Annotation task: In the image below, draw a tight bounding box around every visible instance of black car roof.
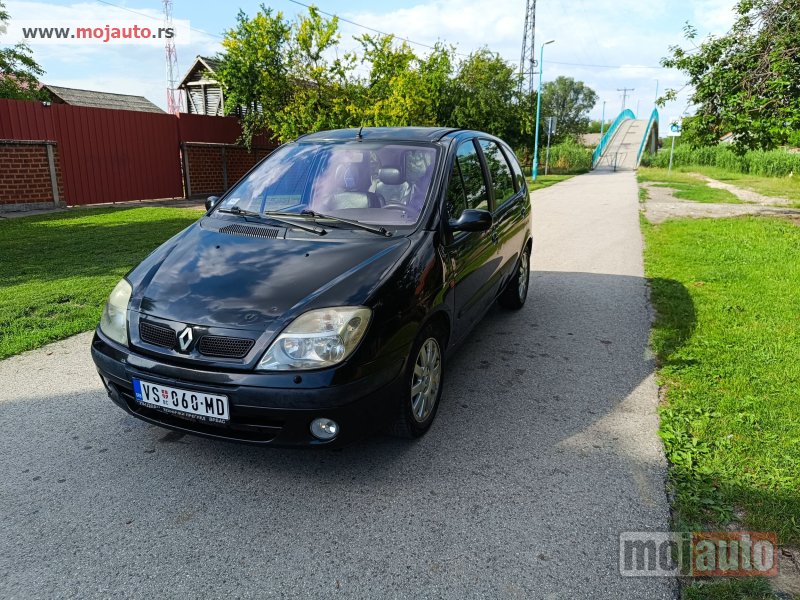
[298,127,463,143]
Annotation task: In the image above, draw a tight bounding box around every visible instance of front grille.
[197,335,254,358]
[219,224,281,239]
[139,321,176,348]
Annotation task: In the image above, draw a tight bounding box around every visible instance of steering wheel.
[382,204,408,211]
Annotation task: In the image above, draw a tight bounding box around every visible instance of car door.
[443,138,498,342]
[477,138,529,291]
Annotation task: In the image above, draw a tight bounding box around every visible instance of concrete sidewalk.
[0,170,674,599]
[528,169,674,596]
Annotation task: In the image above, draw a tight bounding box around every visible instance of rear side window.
[456,140,489,211]
[502,145,526,192]
[479,139,515,205]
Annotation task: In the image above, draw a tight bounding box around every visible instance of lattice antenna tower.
[518,0,538,100]
[164,0,183,114]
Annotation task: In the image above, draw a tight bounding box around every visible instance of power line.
[93,0,224,39]
[95,0,666,73]
[288,0,459,55]
[549,60,662,70]
[289,0,665,71]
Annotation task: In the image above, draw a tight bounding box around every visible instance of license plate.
[132,379,229,423]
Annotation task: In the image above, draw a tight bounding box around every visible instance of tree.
[357,35,454,127]
[0,0,46,100]
[215,7,530,149]
[538,76,598,143]
[273,7,361,140]
[449,48,528,148]
[661,0,800,151]
[216,6,291,147]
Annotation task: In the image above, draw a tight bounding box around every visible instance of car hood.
[128,219,411,329]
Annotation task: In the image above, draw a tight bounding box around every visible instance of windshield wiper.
[218,206,261,218]
[299,210,392,237]
[219,206,327,236]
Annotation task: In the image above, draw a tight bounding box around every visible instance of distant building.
[42,84,164,113]
[178,56,224,116]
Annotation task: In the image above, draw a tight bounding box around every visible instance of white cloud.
[2,0,738,117]
[4,1,221,110]
[343,0,738,120]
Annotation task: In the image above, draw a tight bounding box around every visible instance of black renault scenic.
[91,127,532,446]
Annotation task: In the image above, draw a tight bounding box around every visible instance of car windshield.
[215,141,438,227]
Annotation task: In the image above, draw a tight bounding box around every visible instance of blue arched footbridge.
[592,108,659,171]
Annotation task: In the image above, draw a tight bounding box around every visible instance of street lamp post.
[532,39,555,181]
[600,100,606,137]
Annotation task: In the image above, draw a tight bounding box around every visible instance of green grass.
[683,577,777,600]
[526,174,577,191]
[643,216,800,546]
[675,165,800,205]
[0,207,201,359]
[638,168,742,204]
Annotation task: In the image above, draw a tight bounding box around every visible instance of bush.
[541,140,592,174]
[647,144,800,177]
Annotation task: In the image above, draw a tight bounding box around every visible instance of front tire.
[390,325,445,439]
[499,247,531,309]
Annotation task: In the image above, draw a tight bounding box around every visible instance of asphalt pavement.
[0,171,675,599]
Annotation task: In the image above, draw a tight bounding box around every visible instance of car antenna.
[356,125,364,140]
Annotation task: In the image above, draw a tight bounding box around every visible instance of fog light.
[310,418,339,441]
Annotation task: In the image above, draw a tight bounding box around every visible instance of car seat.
[329,163,382,210]
[374,168,411,206]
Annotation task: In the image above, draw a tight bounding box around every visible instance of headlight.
[258,307,371,371]
[99,278,132,347]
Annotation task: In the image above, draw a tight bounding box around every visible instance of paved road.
[0,171,674,599]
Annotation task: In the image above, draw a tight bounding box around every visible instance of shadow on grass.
[648,277,697,366]
[648,277,800,547]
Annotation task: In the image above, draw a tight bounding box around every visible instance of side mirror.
[448,209,493,232]
[205,196,220,212]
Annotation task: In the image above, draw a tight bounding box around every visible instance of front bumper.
[91,332,406,447]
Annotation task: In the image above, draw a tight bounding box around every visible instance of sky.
[2,0,739,122]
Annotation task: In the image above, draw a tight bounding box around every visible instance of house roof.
[43,85,164,113]
[198,56,221,72]
[178,56,221,88]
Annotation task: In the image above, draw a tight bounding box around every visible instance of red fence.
[177,113,271,145]
[0,99,182,205]
[0,99,279,207]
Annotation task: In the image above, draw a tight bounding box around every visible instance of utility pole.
[518,0,538,100]
[163,0,183,115]
[617,87,634,112]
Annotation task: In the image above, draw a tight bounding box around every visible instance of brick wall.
[0,141,65,210]
[182,143,276,198]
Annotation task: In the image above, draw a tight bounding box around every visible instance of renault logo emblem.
[177,327,193,352]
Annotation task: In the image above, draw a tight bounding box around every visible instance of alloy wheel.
[410,338,442,423]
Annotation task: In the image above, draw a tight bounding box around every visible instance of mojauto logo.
[620,531,779,577]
